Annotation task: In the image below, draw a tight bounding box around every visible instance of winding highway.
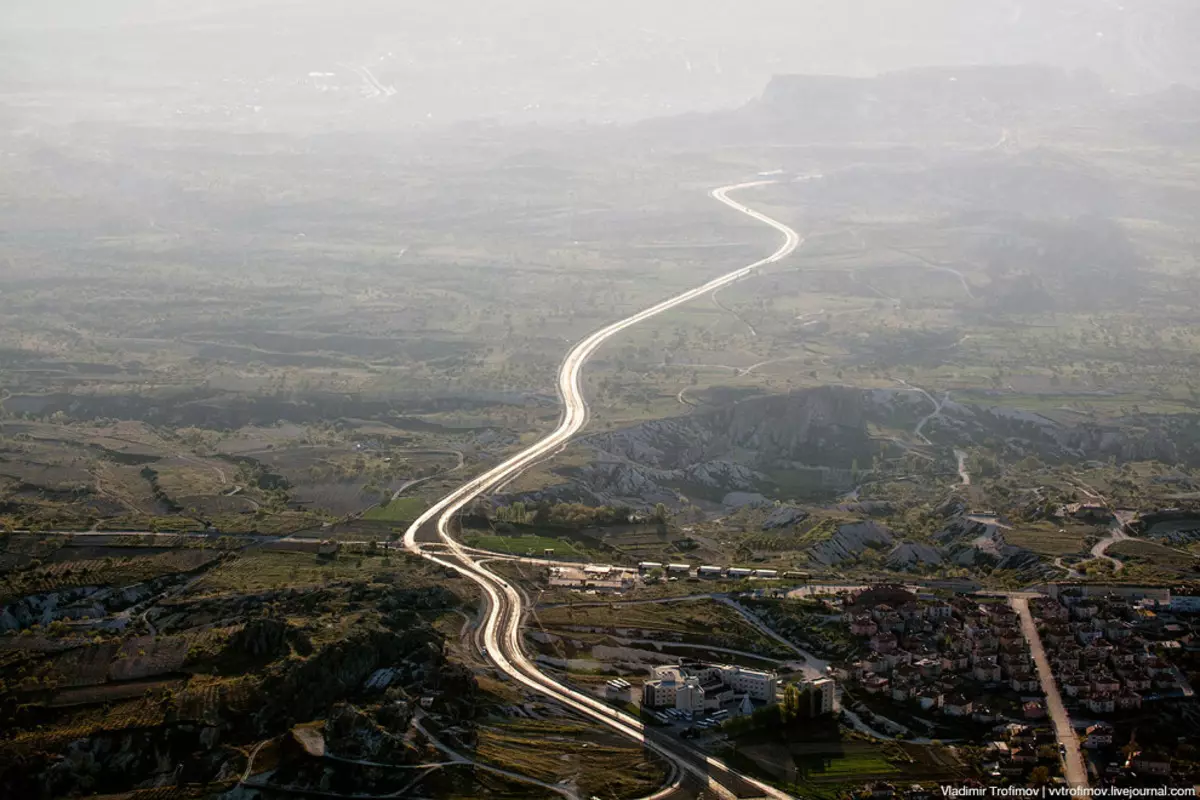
[403,180,802,799]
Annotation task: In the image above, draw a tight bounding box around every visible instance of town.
[552,574,1200,793]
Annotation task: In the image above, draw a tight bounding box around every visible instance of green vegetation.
[361,496,428,522]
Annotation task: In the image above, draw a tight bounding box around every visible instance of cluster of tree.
[139,466,182,513]
[722,684,824,738]
[493,500,636,530]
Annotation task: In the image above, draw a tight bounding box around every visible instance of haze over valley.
[3,3,1200,798]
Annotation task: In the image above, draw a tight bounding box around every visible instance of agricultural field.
[1002,523,1091,557]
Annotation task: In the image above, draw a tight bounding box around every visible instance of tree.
[781,684,802,723]
[1029,766,1051,786]
[653,503,669,533]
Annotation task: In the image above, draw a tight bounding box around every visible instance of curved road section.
[405,181,801,800]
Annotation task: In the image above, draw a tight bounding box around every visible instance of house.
[926,602,953,620]
[1033,727,1057,745]
[1042,624,1072,645]
[851,615,879,636]
[915,691,942,711]
[864,782,895,800]
[974,663,1002,683]
[1010,746,1038,765]
[860,653,888,674]
[1130,751,1171,777]
[1083,723,1114,749]
[1110,650,1136,667]
[1062,502,1111,522]
[941,654,969,673]
[1115,691,1142,711]
[914,657,942,678]
[1085,693,1115,714]
[870,631,898,653]
[1120,671,1151,691]
[1002,724,1035,745]
[1010,673,1040,693]
[1063,675,1089,698]
[1023,700,1047,720]
[1092,675,1120,694]
[972,706,998,724]
[863,674,890,694]
[1031,599,1069,622]
[943,694,974,717]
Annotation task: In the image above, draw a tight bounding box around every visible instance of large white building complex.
[641,663,778,713]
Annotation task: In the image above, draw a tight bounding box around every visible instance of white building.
[727,567,752,578]
[638,562,663,572]
[719,665,778,702]
[806,677,836,714]
[666,563,691,574]
[675,679,706,713]
[642,663,778,711]
[699,565,723,577]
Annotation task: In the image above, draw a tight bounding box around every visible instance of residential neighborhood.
[829,584,1199,788]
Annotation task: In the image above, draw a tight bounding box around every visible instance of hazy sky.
[1,1,1195,130]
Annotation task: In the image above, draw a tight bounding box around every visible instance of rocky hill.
[528,386,875,507]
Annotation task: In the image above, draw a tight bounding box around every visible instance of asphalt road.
[403,180,803,800]
[1010,595,1090,788]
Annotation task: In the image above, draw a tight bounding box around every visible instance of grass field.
[800,750,897,779]
[361,496,428,522]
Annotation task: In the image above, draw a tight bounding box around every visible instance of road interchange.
[403,180,801,799]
